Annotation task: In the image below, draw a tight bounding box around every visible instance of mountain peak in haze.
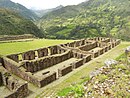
[33,5,64,18]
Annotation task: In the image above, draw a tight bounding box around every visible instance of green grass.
[37,42,130,97]
[57,87,73,96]
[56,42,130,97]
[0,39,73,56]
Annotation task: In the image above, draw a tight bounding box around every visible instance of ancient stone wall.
[72,59,84,69]
[0,56,3,64]
[0,72,2,86]
[23,51,72,73]
[37,48,48,58]
[2,57,40,87]
[22,50,35,60]
[39,72,56,87]
[58,65,73,77]
[83,55,92,63]
[79,42,97,51]
[7,54,19,63]
[4,83,28,98]
[0,34,35,41]
[0,37,121,90]
[0,66,29,98]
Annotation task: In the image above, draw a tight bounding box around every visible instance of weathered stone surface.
[72,59,84,69]
[37,48,48,58]
[7,54,19,62]
[0,37,121,91]
[0,72,3,86]
[0,66,29,98]
[79,42,97,51]
[22,50,35,60]
[39,72,56,87]
[58,65,73,77]
[0,34,35,41]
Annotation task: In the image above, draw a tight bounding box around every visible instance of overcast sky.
[11,0,86,10]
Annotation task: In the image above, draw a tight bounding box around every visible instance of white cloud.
[10,0,86,10]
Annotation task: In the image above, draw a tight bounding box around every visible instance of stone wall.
[37,48,48,58]
[72,59,84,69]
[7,54,19,63]
[23,51,72,73]
[22,50,35,60]
[39,72,56,87]
[58,65,73,77]
[99,48,104,55]
[0,66,28,98]
[6,45,67,62]
[72,52,86,59]
[2,57,40,87]
[5,83,28,98]
[0,34,35,41]
[83,55,92,63]
[79,42,97,51]
[0,37,121,90]
[0,72,2,86]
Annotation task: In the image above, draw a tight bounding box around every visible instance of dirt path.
[27,42,130,98]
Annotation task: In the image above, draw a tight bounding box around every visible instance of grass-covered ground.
[35,42,130,98]
[58,53,130,97]
[0,39,73,56]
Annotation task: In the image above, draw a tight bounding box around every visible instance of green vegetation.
[0,39,73,55]
[57,87,72,96]
[57,43,130,97]
[0,8,44,37]
[57,76,90,97]
[0,0,38,20]
[37,0,130,40]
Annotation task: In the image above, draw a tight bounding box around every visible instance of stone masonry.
[0,37,121,97]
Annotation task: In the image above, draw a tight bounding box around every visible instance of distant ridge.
[37,0,130,40]
[0,8,44,37]
[0,0,38,20]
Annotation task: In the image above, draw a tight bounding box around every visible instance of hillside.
[33,5,63,18]
[37,0,130,40]
[0,0,38,20]
[0,8,44,37]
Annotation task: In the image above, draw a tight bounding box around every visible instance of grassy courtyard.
[0,39,73,56]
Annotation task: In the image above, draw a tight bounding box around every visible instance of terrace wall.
[23,50,72,73]
[58,65,73,77]
[79,42,97,51]
[0,34,35,41]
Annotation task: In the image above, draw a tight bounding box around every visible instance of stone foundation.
[0,34,35,41]
[0,66,29,98]
[0,37,121,91]
[58,65,73,77]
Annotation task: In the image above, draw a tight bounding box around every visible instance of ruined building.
[0,37,121,98]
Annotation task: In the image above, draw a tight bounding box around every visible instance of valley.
[0,0,130,98]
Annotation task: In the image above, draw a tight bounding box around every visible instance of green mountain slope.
[0,8,44,37]
[33,5,64,18]
[0,0,38,20]
[37,0,130,40]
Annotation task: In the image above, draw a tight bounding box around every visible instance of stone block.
[58,65,73,77]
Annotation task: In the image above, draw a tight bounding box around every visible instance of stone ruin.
[0,37,121,97]
[0,65,28,98]
[0,34,35,41]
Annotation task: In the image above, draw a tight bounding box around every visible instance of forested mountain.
[33,5,63,18]
[0,0,38,20]
[37,0,130,40]
[0,8,44,37]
